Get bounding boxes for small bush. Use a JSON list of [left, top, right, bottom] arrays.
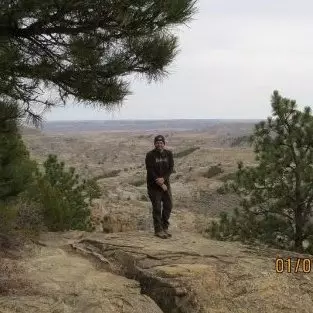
[[26, 154, 101, 231], [206, 210, 242, 242], [219, 172, 237, 182], [203, 165, 224, 178], [0, 202, 17, 235], [173, 147, 200, 158], [230, 135, 252, 147], [216, 186, 227, 194], [0, 198, 43, 242], [207, 207, 295, 250], [94, 169, 121, 180], [15, 199, 44, 236]]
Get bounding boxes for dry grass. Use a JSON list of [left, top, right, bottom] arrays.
[[94, 169, 122, 180], [0, 258, 29, 295], [0, 234, 34, 297], [129, 179, 146, 187]]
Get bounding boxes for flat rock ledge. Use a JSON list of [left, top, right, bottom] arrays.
[[1, 231, 313, 313]]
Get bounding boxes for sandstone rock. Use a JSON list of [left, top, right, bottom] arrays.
[[70, 231, 313, 313], [2, 231, 313, 313], [0, 239, 163, 313]]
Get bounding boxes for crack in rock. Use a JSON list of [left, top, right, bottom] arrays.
[[70, 241, 197, 313]]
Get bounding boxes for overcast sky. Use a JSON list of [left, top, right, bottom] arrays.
[[45, 0, 313, 121]]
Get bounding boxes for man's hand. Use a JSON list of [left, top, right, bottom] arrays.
[[161, 184, 168, 191], [156, 178, 164, 185]]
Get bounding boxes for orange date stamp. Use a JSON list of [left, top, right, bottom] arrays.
[[275, 257, 313, 273]]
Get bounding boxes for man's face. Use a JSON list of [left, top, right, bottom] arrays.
[[154, 140, 165, 151]]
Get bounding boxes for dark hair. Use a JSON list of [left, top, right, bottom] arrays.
[[154, 135, 165, 144]]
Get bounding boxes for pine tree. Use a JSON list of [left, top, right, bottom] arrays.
[[28, 154, 101, 231], [209, 91, 313, 253], [0, 100, 37, 202], [0, 0, 197, 125]]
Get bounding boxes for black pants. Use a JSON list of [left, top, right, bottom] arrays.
[[148, 186, 173, 233]]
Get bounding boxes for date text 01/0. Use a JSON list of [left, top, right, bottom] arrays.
[[275, 258, 312, 273]]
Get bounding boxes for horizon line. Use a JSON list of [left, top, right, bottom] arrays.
[[44, 118, 263, 122]]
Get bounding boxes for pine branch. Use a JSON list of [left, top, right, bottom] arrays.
[[0, 0, 197, 124]]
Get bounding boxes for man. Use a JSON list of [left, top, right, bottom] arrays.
[[145, 135, 174, 239]]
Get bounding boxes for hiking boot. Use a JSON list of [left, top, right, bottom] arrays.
[[163, 229, 172, 238], [154, 231, 167, 239]]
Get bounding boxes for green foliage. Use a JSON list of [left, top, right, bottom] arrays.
[[27, 154, 101, 231], [14, 199, 44, 236], [216, 186, 227, 195], [0, 0, 197, 125], [0, 202, 18, 235], [208, 212, 237, 241], [0, 135, 37, 202], [230, 135, 252, 147], [0, 101, 101, 235], [0, 100, 42, 240], [208, 91, 313, 253], [0, 197, 44, 239], [0, 101, 37, 202], [219, 172, 237, 183], [174, 147, 200, 158]]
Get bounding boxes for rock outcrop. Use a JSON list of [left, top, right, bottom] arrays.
[[1, 231, 313, 313]]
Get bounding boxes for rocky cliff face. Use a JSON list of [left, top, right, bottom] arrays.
[[1, 231, 313, 313]]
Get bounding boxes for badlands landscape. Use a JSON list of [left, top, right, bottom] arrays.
[[22, 120, 256, 234], [2, 120, 313, 313]]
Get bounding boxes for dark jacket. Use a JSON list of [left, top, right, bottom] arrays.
[[145, 148, 174, 189]]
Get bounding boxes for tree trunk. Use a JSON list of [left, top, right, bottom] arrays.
[[294, 207, 303, 252]]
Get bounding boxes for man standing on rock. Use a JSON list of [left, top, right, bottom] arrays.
[[145, 135, 174, 239]]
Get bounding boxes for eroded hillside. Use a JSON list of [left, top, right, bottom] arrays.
[[22, 127, 255, 233]]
